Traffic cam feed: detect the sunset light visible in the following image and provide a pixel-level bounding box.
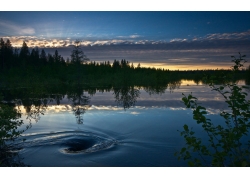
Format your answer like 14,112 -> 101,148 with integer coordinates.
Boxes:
1,2 -> 250,170
1,11 -> 250,70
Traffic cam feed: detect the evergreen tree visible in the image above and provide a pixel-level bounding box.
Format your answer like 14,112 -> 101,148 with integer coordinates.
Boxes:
70,40 -> 89,65
121,59 -> 129,68
4,39 -> 13,69
48,53 -> 54,64
112,59 -> 120,69
66,57 -> 70,64
53,50 -> 61,64
137,63 -> 141,68
131,63 -> 134,69
60,56 -> 66,66
13,48 -> 20,67
40,49 -> 47,66
0,38 -> 5,70
19,41 -> 30,68
30,47 -> 39,67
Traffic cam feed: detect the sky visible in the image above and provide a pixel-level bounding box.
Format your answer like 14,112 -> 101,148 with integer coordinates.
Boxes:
1,9 -> 250,70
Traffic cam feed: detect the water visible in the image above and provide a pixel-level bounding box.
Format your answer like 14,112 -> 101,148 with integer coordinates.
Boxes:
1,80 -> 249,166
18,107 -> 192,166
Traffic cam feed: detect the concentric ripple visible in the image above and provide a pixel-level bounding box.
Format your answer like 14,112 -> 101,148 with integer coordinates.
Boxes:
20,131 -> 118,154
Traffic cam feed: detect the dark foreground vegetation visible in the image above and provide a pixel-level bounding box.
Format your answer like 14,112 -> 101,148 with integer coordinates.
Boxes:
176,53 -> 250,166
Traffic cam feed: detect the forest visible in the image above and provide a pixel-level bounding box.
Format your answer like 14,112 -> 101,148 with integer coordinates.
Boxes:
0,38 -> 250,89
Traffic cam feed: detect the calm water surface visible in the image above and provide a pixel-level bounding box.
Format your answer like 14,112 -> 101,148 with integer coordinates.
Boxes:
9,80 -> 247,166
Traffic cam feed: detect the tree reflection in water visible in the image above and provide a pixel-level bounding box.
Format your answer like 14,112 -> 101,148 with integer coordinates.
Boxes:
0,82 -> 182,166
22,98 -> 49,123
168,80 -> 181,93
144,86 -> 166,95
113,86 -> 140,110
68,86 -> 90,124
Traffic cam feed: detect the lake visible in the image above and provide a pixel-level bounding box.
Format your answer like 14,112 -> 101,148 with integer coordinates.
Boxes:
1,80 -> 248,166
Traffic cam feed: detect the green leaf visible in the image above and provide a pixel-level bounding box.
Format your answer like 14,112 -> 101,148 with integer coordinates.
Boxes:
183,124 -> 189,131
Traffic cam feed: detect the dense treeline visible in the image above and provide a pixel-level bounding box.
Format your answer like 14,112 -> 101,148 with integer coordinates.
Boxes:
0,38 -> 249,88
0,39 -> 66,70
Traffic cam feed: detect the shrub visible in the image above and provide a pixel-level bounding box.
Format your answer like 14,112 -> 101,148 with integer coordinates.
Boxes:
176,53 -> 250,166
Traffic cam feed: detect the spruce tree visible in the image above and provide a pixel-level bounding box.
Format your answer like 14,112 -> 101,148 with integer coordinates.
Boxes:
40,49 -> 47,66
70,40 -> 89,65
19,41 -> 30,68
0,38 -> 5,70
4,39 -> 13,69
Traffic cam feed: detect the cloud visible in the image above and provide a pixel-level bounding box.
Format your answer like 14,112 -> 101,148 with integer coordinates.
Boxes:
129,35 -> 140,38
168,30 -> 250,43
194,30 -> 250,41
1,29 -> 250,70
117,34 -> 141,39
1,36 -> 161,47
130,111 -> 140,115
19,28 -> 35,35
0,20 -> 35,35
170,38 -> 187,42
2,29 -> 250,48
1,36 -> 74,48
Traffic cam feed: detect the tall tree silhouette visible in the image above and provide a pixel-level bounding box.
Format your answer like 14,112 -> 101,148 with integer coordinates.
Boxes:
70,40 -> 89,65
4,39 -> 13,69
53,50 -> 60,64
13,48 -> 19,67
70,40 -> 89,82
48,53 -> 54,65
30,47 -> 40,67
40,49 -> 47,66
19,41 -> 30,69
0,38 -> 5,70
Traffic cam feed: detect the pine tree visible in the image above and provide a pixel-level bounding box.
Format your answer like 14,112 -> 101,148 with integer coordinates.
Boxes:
137,63 -> 141,68
0,38 -> 5,70
30,47 -> 39,67
4,39 -> 13,69
13,48 -> 20,67
70,40 -> 89,65
53,50 -> 61,64
40,49 -> 47,66
48,53 -> 54,64
19,41 -> 30,68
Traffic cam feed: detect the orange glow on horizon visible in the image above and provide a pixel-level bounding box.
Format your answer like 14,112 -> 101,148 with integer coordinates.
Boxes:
139,63 -> 233,71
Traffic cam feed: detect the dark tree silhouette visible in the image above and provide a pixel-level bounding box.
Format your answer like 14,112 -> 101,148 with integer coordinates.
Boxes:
0,38 -> 5,70
70,40 -> 89,65
19,41 -> 30,68
40,49 -> 47,66
48,53 -> 54,65
53,50 -> 60,64
30,47 -> 40,67
4,39 -> 13,69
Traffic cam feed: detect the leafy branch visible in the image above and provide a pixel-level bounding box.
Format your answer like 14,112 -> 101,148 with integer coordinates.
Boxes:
176,53 -> 250,166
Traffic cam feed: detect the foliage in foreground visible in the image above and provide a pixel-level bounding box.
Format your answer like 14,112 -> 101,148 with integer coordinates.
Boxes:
176,53 -> 250,166
0,94 -> 29,166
